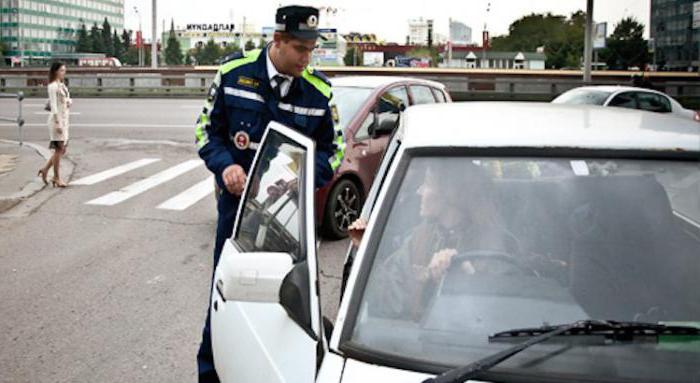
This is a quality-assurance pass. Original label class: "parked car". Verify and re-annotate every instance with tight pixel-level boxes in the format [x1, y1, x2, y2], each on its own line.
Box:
[317, 76, 451, 239]
[209, 103, 700, 383]
[552, 86, 700, 122]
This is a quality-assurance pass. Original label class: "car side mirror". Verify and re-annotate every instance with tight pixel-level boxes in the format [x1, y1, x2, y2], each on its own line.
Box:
[215, 251, 293, 303]
[371, 114, 399, 138]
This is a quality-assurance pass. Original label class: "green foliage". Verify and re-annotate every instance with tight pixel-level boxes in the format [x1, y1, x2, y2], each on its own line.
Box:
[101, 18, 113, 57]
[120, 30, 137, 65]
[599, 17, 650, 70]
[343, 47, 362, 66]
[164, 20, 183, 65]
[222, 43, 241, 56]
[258, 38, 267, 49]
[490, 11, 586, 69]
[244, 40, 256, 51]
[192, 40, 223, 65]
[89, 22, 104, 53]
[76, 24, 91, 53]
[112, 30, 124, 61]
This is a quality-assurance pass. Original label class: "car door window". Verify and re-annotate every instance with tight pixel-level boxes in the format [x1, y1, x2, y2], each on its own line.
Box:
[608, 92, 638, 109]
[388, 86, 410, 108]
[637, 92, 672, 113]
[411, 85, 437, 105]
[234, 130, 307, 261]
[433, 88, 447, 103]
[354, 111, 375, 140]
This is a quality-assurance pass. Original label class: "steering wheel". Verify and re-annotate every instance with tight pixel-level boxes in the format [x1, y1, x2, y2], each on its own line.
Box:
[449, 250, 541, 278]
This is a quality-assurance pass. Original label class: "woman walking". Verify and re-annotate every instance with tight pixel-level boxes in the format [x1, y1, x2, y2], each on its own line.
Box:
[38, 62, 71, 188]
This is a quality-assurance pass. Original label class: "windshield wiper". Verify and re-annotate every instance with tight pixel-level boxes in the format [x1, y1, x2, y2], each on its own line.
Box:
[422, 320, 700, 383]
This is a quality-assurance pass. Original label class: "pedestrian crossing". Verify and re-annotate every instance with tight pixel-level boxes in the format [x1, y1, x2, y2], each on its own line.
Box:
[72, 158, 216, 212]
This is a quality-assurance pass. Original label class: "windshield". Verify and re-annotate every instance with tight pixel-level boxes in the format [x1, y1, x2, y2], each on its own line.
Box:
[349, 155, 700, 382]
[332, 86, 374, 131]
[553, 89, 611, 105]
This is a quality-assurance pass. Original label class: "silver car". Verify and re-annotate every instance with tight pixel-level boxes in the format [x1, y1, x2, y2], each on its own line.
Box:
[553, 86, 700, 123]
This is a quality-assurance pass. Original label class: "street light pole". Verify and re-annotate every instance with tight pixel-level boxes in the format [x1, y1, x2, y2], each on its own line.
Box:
[151, 0, 157, 68]
[583, 0, 594, 82]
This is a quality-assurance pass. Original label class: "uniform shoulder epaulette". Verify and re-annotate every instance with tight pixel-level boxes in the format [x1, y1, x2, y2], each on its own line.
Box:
[303, 67, 332, 99]
[218, 49, 262, 75]
[218, 51, 245, 65]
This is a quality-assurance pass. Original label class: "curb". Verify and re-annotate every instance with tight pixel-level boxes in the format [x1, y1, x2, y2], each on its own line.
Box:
[0, 139, 74, 214]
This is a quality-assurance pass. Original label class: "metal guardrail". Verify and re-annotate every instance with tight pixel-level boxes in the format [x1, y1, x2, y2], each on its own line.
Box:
[0, 92, 25, 145]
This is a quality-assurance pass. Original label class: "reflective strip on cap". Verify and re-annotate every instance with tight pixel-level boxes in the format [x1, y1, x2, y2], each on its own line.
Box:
[278, 102, 326, 117]
[223, 87, 265, 103]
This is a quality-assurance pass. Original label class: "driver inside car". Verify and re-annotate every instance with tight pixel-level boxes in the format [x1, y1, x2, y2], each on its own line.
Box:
[357, 160, 521, 320]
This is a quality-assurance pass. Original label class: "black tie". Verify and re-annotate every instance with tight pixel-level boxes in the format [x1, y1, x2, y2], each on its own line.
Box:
[272, 75, 288, 99]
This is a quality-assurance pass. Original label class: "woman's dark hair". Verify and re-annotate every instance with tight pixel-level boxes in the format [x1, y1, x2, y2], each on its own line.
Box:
[48, 62, 66, 83]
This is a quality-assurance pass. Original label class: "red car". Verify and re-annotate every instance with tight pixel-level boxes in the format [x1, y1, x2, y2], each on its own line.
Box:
[317, 76, 451, 238]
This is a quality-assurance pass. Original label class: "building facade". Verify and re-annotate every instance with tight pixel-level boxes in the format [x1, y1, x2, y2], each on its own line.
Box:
[449, 19, 472, 45]
[650, 0, 700, 70]
[408, 18, 433, 46]
[1, 0, 124, 63]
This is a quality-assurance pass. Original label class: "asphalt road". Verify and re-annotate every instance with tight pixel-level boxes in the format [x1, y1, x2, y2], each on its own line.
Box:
[0, 98, 349, 382]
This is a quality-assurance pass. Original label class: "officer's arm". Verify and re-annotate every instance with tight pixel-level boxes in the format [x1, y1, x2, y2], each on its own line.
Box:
[195, 69, 234, 190]
[313, 100, 345, 189]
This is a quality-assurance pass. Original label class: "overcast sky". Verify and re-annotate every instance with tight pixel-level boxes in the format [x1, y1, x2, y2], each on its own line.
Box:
[124, 0, 650, 43]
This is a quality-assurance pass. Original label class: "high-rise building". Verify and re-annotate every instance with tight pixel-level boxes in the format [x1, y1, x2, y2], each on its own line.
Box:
[650, 0, 700, 70]
[408, 18, 433, 46]
[449, 19, 472, 45]
[0, 0, 125, 62]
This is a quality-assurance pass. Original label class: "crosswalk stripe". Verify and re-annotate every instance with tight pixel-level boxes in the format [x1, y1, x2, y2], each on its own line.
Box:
[156, 176, 215, 211]
[85, 159, 203, 206]
[71, 158, 161, 185]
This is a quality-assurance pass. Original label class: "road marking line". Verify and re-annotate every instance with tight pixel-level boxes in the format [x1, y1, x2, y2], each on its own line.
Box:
[156, 176, 214, 211]
[71, 158, 161, 185]
[34, 111, 81, 115]
[85, 159, 203, 206]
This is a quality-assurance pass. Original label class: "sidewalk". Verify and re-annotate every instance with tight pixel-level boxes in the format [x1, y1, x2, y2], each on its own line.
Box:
[0, 140, 71, 214]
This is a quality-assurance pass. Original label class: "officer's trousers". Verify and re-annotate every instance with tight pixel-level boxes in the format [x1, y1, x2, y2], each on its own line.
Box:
[197, 192, 238, 383]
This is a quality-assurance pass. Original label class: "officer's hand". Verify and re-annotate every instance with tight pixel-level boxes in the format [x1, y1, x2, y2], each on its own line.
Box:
[222, 165, 247, 196]
[428, 248, 458, 281]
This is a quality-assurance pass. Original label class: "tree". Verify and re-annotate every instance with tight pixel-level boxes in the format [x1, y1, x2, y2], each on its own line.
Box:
[89, 22, 104, 53]
[120, 30, 137, 65]
[489, 11, 586, 69]
[184, 52, 193, 65]
[0, 41, 6, 67]
[112, 30, 124, 61]
[196, 39, 222, 65]
[101, 18, 113, 56]
[164, 20, 183, 65]
[76, 23, 91, 52]
[222, 43, 241, 56]
[343, 47, 362, 66]
[599, 17, 650, 70]
[257, 38, 267, 49]
[244, 39, 256, 51]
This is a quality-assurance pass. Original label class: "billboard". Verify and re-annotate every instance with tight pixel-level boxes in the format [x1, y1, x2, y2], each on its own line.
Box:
[593, 22, 607, 49]
[363, 51, 384, 67]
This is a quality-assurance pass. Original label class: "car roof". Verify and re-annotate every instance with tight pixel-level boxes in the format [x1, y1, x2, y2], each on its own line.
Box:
[400, 102, 700, 154]
[567, 85, 667, 95]
[330, 75, 445, 90]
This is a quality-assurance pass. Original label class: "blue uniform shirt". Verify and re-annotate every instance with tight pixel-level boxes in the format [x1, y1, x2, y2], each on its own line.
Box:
[195, 46, 344, 191]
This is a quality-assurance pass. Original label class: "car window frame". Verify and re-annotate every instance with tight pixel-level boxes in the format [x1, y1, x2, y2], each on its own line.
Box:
[432, 87, 447, 103]
[606, 91, 639, 110]
[409, 84, 438, 105]
[354, 85, 409, 141]
[636, 91, 673, 114]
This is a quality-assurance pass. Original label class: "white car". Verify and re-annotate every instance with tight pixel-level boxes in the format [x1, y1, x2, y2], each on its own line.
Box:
[552, 86, 700, 123]
[210, 103, 700, 383]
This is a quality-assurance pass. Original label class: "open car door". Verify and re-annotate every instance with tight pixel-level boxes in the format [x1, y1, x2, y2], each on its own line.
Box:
[211, 122, 322, 383]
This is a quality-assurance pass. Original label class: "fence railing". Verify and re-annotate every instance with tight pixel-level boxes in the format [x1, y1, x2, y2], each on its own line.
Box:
[1, 73, 699, 107]
[0, 92, 25, 145]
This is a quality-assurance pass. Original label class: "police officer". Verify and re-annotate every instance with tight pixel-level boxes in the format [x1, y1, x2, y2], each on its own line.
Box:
[194, 5, 344, 382]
